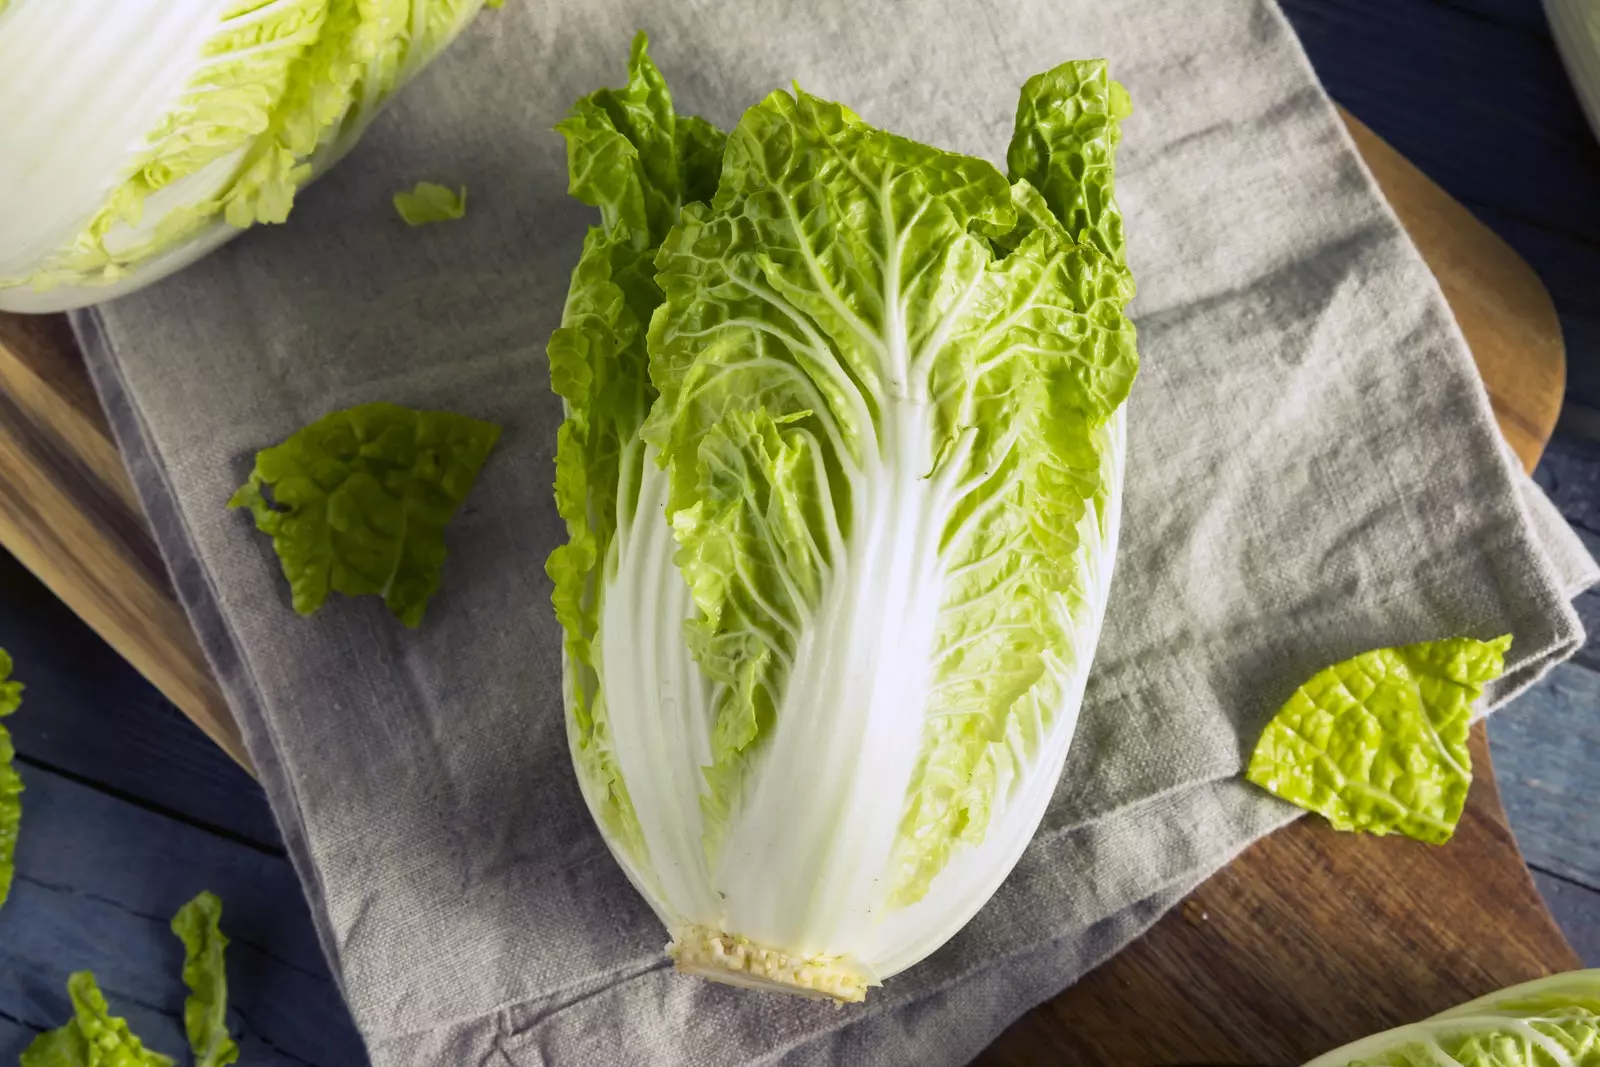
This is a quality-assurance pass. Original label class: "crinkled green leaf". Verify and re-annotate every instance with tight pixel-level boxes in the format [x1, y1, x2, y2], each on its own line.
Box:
[0, 646, 21, 912]
[1006, 59, 1133, 270]
[549, 44, 1138, 986]
[172, 892, 239, 1067]
[1303, 970, 1600, 1067]
[645, 65, 1135, 900]
[393, 182, 467, 225]
[229, 402, 500, 627]
[554, 31, 726, 246]
[20, 972, 175, 1067]
[1247, 634, 1512, 844]
[546, 32, 726, 868]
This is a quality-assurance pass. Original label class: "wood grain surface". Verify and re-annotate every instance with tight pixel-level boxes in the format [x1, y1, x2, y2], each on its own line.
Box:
[0, 317, 249, 768]
[979, 727, 1580, 1065]
[0, 108, 1574, 1064]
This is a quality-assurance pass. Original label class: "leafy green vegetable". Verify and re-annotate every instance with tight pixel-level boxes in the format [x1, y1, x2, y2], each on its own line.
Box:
[0, 0, 493, 310]
[545, 31, 727, 878]
[1302, 969, 1600, 1066]
[1247, 635, 1511, 844]
[23, 892, 239, 1066]
[21, 972, 176, 1067]
[171, 892, 239, 1067]
[393, 182, 468, 225]
[230, 402, 500, 627]
[0, 646, 22, 912]
[550, 37, 1136, 999]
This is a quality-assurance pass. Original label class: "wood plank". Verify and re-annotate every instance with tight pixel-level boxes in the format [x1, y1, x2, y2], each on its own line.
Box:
[1281, 0, 1600, 246]
[1470, 207, 1600, 414]
[0, 763, 366, 1066]
[1431, 0, 1559, 38]
[1531, 434, 1600, 671]
[972, 108, 1578, 1063]
[0, 319, 249, 770]
[1533, 869, 1600, 968]
[1487, 661, 1600, 892]
[978, 726, 1581, 1064]
[0, 548, 280, 850]
[1281, 0, 1600, 414]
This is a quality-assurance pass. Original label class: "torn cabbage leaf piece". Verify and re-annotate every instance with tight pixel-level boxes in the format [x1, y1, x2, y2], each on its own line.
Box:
[173, 892, 240, 1067]
[547, 35, 1137, 1001]
[230, 402, 500, 627]
[393, 182, 468, 225]
[0, 0, 491, 312]
[0, 647, 21, 912]
[1247, 634, 1511, 844]
[21, 972, 176, 1067]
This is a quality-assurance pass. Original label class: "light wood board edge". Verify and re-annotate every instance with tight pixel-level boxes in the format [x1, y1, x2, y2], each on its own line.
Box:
[0, 319, 251, 771]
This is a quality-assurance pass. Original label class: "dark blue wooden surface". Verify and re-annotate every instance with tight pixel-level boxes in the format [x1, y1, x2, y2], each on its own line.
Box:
[2, 0, 1599, 1059]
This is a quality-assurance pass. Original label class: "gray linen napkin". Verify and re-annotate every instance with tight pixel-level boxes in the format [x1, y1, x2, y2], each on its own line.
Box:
[71, 0, 1597, 1062]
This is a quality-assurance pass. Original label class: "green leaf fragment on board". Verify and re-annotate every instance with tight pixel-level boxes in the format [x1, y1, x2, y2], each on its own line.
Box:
[393, 182, 468, 225]
[1247, 634, 1511, 844]
[172, 892, 240, 1067]
[0, 647, 21, 912]
[229, 402, 500, 627]
[20, 972, 175, 1067]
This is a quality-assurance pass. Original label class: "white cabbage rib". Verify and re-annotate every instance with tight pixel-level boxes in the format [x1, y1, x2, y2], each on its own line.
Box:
[597, 399, 1124, 989]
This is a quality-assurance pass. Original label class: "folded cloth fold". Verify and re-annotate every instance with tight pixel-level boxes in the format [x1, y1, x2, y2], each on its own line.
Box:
[72, 0, 1596, 1062]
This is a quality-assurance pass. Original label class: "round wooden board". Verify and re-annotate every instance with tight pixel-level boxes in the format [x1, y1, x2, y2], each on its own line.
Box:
[973, 111, 1574, 1064]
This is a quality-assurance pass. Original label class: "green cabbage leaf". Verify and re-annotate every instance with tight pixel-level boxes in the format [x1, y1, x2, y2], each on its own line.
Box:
[230, 402, 500, 627]
[1247, 635, 1510, 843]
[0, 647, 21, 912]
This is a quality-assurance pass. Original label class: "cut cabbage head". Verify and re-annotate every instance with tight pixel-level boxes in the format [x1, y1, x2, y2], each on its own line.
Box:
[546, 35, 1138, 1001]
[0, 0, 490, 312]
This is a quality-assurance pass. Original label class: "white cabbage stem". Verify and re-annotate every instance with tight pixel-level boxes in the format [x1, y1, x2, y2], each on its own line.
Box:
[592, 403, 1125, 999]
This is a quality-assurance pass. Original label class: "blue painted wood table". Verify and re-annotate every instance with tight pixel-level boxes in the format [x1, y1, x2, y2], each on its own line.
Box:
[2, 0, 1598, 1063]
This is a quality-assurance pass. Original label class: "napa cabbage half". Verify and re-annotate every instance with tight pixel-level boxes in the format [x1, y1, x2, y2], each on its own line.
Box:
[547, 34, 1137, 1000]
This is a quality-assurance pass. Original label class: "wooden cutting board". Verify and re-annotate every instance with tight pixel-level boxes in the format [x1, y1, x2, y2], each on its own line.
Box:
[0, 111, 1573, 1061]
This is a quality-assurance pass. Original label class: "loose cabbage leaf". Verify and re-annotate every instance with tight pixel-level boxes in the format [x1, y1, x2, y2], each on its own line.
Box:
[393, 182, 467, 225]
[172, 892, 239, 1067]
[230, 402, 500, 627]
[0, 646, 21, 912]
[1247, 634, 1511, 844]
[20, 972, 175, 1067]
